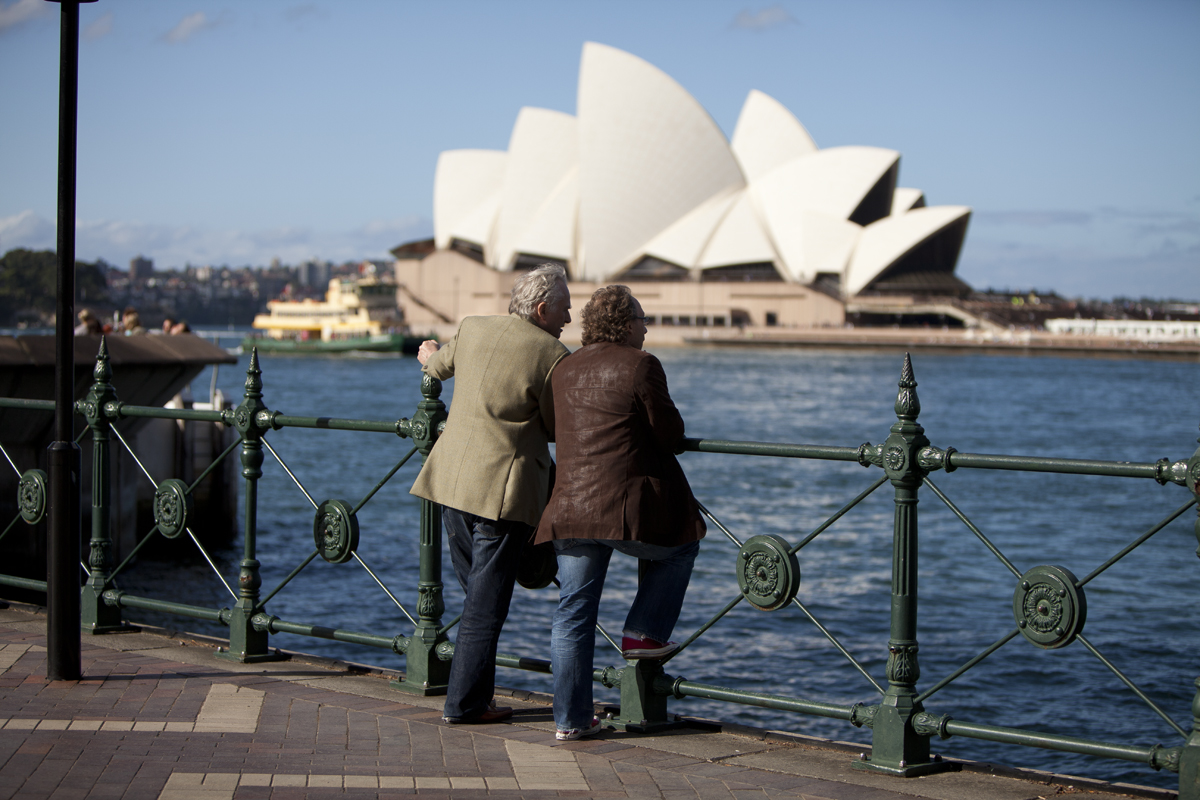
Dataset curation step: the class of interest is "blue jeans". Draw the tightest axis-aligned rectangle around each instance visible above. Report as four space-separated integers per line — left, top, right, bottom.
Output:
550 539 699 731
442 507 530 721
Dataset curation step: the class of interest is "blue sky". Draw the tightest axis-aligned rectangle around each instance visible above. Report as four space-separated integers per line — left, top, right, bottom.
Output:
1 0 1197 300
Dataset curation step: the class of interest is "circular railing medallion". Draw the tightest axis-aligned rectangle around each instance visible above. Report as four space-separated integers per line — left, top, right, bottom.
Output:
736 534 800 611
153 479 193 539
17 469 47 524
1013 564 1086 649
313 499 359 564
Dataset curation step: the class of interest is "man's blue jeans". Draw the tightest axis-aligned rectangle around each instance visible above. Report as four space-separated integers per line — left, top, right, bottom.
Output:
550 539 699 731
442 507 529 722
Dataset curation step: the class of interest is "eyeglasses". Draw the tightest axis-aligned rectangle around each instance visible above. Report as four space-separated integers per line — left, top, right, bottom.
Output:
632 316 650 323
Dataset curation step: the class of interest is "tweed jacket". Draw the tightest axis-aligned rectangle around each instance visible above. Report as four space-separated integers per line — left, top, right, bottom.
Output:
534 342 706 547
410 315 569 526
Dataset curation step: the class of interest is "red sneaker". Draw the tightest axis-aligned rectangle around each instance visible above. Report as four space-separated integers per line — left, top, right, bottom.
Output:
621 635 679 660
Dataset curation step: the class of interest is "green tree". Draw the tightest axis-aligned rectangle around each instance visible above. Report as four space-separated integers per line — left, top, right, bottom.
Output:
0 248 111 324
76 258 110 305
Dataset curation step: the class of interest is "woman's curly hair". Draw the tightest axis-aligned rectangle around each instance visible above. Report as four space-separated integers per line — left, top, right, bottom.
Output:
580 285 635 346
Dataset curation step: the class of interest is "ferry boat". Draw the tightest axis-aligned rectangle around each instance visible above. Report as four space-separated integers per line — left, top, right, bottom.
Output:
243 276 422 354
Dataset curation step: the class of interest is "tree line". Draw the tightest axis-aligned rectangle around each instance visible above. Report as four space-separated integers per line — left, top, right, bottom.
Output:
0 248 108 326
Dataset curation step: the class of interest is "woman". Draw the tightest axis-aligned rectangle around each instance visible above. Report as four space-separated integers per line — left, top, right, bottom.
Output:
534 285 705 740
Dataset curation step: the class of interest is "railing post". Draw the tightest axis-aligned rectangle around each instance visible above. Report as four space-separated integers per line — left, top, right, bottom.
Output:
394 373 451 694
77 338 127 633
219 349 279 663
1180 425 1200 800
857 354 949 776
612 660 676 732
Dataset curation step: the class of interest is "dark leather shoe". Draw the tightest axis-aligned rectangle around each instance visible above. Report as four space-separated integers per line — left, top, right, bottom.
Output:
443 705 513 724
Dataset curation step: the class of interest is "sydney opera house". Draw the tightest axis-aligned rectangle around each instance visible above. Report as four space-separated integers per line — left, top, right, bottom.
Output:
393 43 973 339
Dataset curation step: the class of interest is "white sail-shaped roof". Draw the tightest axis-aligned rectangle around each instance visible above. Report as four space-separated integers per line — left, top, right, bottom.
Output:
756 205 862 283
576 42 747 280
510 166 578 264
642 189 740 268
731 89 818 183
433 149 507 250
427 43 971 297
452 191 502 256
697 192 779 269
491 107 578 270
752 146 900 221
845 206 972 296
891 188 926 215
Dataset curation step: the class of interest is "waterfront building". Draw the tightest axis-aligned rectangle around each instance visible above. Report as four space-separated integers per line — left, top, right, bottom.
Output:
1045 317 1200 341
393 43 974 341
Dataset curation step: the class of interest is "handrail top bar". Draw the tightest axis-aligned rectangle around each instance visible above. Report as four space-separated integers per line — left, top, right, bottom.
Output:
111 406 224 423
682 438 861 461
1 397 1184 480
0 397 406 435
947 451 1165 479
0 398 56 411
268 414 403 434
681 437 1180 480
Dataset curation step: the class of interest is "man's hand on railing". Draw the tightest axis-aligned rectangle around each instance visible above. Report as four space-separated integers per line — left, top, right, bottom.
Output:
416 340 440 366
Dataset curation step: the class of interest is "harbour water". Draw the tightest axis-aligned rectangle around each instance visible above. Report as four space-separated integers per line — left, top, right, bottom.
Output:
121 341 1200 789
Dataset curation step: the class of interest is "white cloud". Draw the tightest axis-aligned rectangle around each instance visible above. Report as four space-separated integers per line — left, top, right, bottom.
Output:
162 12 214 44
84 12 113 41
731 5 798 31
0 210 55 250
0 0 47 34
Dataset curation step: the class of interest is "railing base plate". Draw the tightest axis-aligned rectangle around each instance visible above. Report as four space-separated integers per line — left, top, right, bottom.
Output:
82 622 141 635
389 678 448 697
852 757 959 778
215 648 287 664
604 718 685 734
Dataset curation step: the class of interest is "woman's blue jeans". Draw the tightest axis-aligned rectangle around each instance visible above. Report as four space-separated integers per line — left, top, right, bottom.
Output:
550 539 699 731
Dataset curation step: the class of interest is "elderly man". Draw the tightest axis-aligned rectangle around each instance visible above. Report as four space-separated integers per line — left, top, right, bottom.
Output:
411 262 571 725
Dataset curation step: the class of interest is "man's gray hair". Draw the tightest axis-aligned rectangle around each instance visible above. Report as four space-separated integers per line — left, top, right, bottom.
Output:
509 263 568 320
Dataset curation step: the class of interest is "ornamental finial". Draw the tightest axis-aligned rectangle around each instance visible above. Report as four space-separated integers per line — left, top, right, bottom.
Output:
93 335 111 384
894 353 920 420
244 347 262 396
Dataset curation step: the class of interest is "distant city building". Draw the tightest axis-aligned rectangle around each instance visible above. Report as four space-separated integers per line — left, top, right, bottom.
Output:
129 255 154 282
298 259 331 289
395 42 973 337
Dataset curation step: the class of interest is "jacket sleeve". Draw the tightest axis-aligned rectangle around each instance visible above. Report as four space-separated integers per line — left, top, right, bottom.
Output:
538 351 567 442
422 329 459 380
636 354 685 452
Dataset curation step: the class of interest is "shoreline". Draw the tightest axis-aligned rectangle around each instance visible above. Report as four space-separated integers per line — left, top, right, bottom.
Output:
667 326 1200 361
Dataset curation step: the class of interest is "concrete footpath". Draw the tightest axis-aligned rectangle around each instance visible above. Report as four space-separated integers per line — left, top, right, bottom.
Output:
0 605 1174 800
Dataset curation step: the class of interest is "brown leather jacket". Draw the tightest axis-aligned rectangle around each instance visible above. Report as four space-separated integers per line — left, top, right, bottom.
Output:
534 342 706 547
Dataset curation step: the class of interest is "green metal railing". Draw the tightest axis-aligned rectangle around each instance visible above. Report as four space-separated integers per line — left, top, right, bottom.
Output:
0 339 1197 797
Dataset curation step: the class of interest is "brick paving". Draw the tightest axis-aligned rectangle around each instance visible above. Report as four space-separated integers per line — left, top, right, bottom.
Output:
0 606 1168 800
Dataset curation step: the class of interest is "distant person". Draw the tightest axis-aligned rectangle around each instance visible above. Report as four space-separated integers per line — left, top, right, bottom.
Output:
74 309 102 335
410 263 571 726
534 284 705 741
122 309 146 335
170 320 192 335
161 317 176 334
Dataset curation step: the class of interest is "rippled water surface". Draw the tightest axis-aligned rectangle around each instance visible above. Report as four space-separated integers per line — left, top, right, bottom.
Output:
124 342 1200 789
